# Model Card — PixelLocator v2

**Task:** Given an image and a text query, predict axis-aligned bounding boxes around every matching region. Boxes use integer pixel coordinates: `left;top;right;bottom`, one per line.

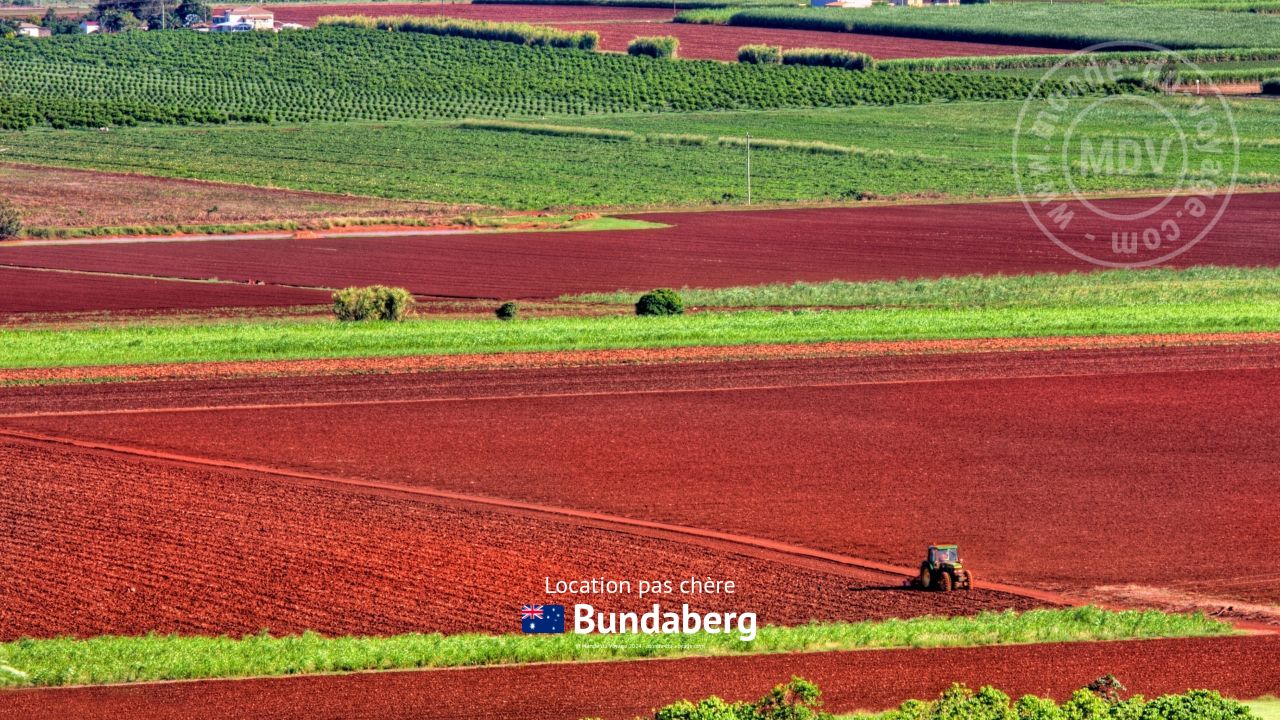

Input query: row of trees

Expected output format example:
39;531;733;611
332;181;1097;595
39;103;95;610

89;0;212;32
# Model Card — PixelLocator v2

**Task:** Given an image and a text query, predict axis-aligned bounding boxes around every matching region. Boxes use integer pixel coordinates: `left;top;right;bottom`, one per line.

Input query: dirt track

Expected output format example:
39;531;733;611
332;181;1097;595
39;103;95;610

2;195;1276;308
4;636;1278;720
4;343;1278;608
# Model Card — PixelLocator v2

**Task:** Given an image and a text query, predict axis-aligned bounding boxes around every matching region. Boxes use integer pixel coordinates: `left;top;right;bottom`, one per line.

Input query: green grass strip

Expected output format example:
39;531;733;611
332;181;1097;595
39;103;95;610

4;300;1280;369
0;608;1232;688
566;267;1280;309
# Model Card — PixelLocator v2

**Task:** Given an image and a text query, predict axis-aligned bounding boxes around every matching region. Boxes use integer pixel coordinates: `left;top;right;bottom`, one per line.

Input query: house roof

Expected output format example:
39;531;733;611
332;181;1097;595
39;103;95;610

17;21;39;28
226;6;273;15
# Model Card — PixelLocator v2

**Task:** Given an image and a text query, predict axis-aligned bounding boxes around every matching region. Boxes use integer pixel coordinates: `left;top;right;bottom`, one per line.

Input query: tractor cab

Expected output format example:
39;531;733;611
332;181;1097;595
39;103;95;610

910;543;972;592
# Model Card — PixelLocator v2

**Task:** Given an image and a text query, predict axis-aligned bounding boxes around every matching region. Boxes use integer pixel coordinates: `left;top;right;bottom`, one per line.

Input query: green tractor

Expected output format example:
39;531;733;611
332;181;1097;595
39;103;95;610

909;544;972;592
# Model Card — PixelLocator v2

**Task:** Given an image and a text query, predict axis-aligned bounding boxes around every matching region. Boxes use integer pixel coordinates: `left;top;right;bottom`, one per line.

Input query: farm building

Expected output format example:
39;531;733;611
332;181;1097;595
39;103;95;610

16;21;51;37
79;19;99;33
213;6;274;30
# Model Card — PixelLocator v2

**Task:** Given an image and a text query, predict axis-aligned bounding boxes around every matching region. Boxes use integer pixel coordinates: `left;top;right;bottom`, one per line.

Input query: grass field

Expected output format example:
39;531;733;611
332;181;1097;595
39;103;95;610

0;608;1230;688
702;5;1280;49
3;96;1276;209
567;267;1280;308
4;299;1279;368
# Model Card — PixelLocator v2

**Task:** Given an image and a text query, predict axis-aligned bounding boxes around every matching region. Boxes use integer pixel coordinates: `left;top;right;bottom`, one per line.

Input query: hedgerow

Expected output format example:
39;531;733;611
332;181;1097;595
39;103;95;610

317;14;599;50
628;35;679;58
781;48;875;71
0;29;1095;128
694;5;1280;49
738;44;781;64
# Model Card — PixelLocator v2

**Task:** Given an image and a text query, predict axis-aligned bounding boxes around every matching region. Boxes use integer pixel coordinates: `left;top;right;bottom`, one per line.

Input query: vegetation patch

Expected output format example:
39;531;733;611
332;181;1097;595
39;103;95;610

0;608;1230;688
628;35;681;59
738;43;782;64
567;267;1280;309
331;285;414;322
317;14;600;50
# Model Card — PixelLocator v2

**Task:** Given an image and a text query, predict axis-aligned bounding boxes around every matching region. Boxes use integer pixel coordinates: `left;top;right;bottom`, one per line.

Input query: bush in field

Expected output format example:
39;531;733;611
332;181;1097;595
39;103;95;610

0;199;22;240
737;44;781;64
781;48;874;71
636;288;684;316
654;677;830;720
495;301;519;320
1264;78;1280;94
628;35;680;59
332;285;414;321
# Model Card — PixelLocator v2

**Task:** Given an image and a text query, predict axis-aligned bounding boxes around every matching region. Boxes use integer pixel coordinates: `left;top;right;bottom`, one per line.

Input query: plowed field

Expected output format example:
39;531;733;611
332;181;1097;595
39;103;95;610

556;22;1060;60
4;344;1277;606
0;436;1037;641
2;195;1275;302
4;636;1278;720
0;267;330;314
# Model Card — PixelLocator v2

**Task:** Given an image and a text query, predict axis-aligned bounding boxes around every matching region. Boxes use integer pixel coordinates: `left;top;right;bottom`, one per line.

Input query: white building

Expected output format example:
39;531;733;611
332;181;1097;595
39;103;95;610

17;21;51;37
79;19;100;33
213;6;274;31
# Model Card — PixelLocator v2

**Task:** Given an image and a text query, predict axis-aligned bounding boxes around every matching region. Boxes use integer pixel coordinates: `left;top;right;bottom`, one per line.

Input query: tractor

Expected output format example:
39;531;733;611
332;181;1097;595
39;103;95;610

907;544;972;592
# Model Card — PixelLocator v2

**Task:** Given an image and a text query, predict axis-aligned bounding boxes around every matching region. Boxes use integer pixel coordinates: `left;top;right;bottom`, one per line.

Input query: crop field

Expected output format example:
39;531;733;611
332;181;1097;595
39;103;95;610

551;22;1061;60
0;163;452;232
266;2;676;24
4;344;1277;608
2;635;1278;719
4;96;1275;209
1;436;1045;641
705;5;1280;50
2;195;1278;309
0;28;1055;130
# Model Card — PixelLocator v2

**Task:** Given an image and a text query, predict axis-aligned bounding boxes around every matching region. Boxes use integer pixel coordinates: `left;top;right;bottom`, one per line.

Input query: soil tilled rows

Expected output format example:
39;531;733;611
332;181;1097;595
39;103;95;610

3;195;1278;305
4;636;1279;720
0;437;1037;641
264;2;675;25
6;349;1275;607
554;22;1059;60
0;267;330;314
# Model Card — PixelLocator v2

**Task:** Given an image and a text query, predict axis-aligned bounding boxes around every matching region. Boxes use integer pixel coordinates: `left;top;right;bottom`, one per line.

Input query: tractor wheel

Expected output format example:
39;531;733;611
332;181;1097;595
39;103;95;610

938;571;953;593
958;570;972;590
918;563;932;590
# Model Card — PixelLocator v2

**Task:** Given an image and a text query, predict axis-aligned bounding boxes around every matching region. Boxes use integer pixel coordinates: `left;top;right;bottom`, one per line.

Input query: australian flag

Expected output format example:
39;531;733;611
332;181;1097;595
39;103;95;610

521;604;565;634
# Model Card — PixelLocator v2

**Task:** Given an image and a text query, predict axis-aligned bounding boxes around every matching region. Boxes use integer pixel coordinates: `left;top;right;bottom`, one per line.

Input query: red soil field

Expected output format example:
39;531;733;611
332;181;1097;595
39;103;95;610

4;636;1278;720
0;436;1038;641
556;22;1060;60
264;2;675;25
5;345;1278;607
0;267;329;314
2;194;1276;303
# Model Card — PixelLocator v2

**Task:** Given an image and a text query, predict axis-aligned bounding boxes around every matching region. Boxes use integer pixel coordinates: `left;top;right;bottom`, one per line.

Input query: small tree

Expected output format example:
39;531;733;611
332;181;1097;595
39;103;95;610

628;35;679;59
635;288;684;316
1263;78;1280;95
332;285;414;321
495;301;518;321
99;9;142;32
0;200;22;240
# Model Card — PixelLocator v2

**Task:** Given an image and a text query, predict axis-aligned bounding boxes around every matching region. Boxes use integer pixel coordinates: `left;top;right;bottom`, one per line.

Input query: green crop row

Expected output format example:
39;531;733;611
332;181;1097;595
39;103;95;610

685;5;1280;50
0;28;1082;129
0;608;1231;688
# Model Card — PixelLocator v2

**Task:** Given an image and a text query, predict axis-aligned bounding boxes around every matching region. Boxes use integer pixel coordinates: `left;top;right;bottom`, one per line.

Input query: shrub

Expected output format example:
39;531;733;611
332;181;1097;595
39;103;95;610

332;285;414;321
628;35;680;59
319;14;599;50
1263;78;1280;94
495;301;519;320
781;47;874;71
636;288;684;316
737;44;781;64
0;199;22;240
